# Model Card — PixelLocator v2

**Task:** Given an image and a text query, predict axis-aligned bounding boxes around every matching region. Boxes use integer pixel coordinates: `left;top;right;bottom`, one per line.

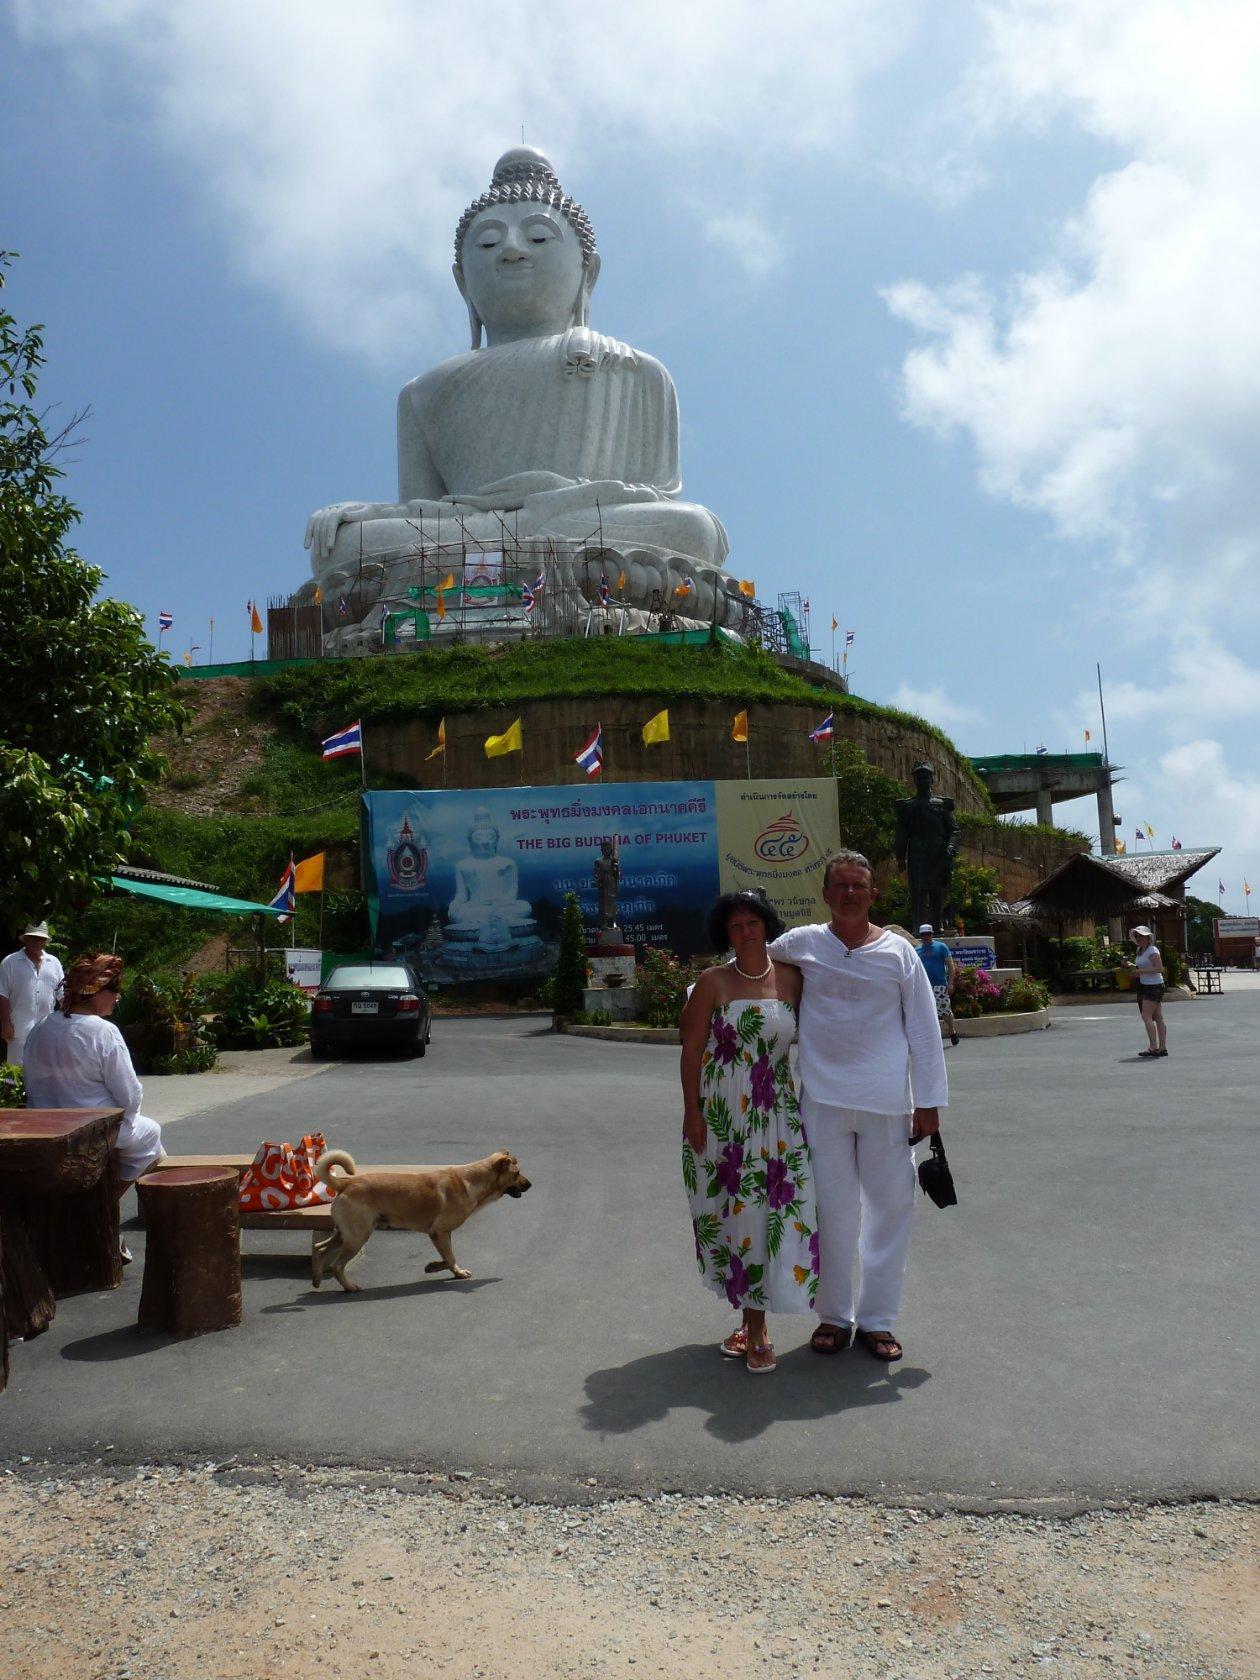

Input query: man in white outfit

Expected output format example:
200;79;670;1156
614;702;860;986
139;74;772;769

770;850;948;1361
0;924;65;1068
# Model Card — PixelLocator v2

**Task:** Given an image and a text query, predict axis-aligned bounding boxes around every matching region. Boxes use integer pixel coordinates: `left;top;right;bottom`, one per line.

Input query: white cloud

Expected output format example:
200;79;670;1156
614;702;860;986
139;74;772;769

1079;640;1260;730
1158;738;1260;866
889;683;980;731
12;0;915;359
884;0;1260;627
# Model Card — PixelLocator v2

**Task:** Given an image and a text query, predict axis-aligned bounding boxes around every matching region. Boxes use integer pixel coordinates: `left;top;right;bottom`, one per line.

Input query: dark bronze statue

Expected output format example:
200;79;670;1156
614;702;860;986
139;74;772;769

593;837;621;934
894;762;959;932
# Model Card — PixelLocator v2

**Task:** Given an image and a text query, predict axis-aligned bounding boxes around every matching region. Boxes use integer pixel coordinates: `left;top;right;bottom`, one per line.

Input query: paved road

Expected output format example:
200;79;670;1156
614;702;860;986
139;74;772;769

3;996;1254;1507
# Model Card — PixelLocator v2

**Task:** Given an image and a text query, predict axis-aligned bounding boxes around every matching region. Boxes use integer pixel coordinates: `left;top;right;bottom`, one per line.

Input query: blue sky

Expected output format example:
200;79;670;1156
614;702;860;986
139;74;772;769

4;1;1258;910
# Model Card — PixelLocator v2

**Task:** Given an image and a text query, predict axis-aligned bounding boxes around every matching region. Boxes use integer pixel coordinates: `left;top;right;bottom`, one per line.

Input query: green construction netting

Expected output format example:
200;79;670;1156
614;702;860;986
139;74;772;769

100;876;285;916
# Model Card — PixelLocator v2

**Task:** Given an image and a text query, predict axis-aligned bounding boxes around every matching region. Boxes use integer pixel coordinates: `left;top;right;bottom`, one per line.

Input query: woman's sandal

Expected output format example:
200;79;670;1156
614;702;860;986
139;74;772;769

746;1341;777;1374
855;1328;903;1362
720;1326;749;1359
809;1324;853;1356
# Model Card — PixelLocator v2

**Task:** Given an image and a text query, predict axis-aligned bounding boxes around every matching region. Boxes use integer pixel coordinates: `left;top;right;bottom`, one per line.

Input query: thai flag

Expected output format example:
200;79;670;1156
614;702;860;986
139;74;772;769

598;574;610;606
521;580;537;614
533;570;546;594
1171;837;1182;850
268;857;297;921
157;610;173;632
321;720;363;760
1035;744;1048;756
808;713;834;743
845;630;855;646
337;596;348;618
575;724;603;778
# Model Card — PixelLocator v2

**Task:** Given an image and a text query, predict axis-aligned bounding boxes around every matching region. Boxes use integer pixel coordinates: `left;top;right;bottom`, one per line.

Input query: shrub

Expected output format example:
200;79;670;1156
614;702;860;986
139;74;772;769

950;965;1003;1017
209;968;308;1048
0;1062;25;1106
585;1008;614;1027
551;893;588;1019
637;946;691;1028
1000;974;1051;1013
113;974;219;1074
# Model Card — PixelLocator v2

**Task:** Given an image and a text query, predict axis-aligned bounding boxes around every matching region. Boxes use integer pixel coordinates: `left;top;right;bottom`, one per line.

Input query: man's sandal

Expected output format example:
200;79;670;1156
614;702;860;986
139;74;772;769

855;1329;903;1362
720;1326;749;1358
746;1341;777;1374
809;1324;853;1356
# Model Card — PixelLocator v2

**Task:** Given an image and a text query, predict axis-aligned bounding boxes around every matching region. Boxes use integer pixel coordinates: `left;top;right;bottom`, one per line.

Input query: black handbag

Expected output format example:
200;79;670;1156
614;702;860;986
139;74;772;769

916;1132;958;1208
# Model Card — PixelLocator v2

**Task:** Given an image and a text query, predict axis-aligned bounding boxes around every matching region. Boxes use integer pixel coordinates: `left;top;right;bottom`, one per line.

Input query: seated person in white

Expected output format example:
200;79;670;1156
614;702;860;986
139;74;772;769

22;953;165;1197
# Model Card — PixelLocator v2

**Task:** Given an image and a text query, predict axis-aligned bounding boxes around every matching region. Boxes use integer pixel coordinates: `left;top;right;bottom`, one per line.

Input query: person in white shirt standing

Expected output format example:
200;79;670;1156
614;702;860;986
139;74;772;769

769;850;949;1363
0;923;65;1068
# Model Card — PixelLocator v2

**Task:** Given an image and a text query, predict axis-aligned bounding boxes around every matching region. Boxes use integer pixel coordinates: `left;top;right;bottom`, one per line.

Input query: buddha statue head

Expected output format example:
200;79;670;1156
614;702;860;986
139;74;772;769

454;148;601;349
467;805;501;858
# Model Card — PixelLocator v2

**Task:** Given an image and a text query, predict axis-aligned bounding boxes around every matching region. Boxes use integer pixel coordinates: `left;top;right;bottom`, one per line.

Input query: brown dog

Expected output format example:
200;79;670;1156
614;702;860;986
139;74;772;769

311;1149;531;1293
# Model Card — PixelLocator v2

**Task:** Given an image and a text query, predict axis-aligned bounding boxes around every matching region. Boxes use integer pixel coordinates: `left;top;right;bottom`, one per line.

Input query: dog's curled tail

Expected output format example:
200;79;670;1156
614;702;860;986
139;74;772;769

314;1148;357;1190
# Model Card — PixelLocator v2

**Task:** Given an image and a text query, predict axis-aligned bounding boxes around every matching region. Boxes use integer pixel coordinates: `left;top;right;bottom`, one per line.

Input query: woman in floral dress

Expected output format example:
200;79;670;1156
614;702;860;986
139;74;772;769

679;891;819;1373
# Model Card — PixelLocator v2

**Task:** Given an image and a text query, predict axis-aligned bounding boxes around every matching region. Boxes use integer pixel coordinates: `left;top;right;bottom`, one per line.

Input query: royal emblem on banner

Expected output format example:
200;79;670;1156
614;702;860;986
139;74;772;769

387;815;429;892
753;811;810;864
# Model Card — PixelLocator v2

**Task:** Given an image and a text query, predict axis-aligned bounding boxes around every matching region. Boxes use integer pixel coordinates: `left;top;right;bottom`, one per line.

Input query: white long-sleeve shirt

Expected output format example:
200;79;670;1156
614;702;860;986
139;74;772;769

21;1011;144;1123
769;924;949;1115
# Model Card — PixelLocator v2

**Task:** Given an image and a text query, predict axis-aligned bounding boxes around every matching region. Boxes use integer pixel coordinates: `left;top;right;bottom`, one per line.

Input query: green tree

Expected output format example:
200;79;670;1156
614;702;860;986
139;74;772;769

0;254;186;936
824;738;902;864
949;861;1001;931
551;892;588;1019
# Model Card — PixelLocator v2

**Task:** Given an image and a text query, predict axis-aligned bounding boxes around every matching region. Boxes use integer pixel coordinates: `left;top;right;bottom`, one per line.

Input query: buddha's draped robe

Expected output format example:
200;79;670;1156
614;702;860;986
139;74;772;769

413;333;682;500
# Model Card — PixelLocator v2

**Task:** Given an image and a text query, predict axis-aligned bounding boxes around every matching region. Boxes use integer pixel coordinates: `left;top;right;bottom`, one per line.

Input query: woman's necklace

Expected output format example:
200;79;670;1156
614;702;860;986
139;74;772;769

731;955;773;981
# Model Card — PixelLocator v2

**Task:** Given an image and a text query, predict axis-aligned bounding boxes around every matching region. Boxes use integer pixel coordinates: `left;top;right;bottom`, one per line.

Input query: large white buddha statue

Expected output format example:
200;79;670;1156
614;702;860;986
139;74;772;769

303;148;739;648
446;806;538;949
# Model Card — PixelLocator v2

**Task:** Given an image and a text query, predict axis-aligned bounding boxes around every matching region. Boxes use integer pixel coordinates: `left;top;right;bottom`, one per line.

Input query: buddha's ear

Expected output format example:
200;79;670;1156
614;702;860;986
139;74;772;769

573;254;601;327
453;263;483;350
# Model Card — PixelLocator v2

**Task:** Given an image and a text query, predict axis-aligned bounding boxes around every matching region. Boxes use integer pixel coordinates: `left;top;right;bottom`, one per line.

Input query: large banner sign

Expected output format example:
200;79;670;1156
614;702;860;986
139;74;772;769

363;778;839;984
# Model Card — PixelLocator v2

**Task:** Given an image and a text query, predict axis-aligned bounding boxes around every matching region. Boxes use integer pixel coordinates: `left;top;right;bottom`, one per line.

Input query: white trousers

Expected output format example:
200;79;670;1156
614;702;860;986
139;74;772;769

802;1095;917;1334
117;1114;164;1182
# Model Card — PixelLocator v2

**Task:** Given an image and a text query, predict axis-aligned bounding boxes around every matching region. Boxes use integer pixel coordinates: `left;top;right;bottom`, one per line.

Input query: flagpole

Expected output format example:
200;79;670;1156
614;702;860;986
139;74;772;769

209;617;214;665
1096;662;1111;766
359;720;367;791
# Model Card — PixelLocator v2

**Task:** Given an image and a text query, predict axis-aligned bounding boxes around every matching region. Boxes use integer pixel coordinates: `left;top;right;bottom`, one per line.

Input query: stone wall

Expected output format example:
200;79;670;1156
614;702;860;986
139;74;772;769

957;821;1085;903
365;695;989;815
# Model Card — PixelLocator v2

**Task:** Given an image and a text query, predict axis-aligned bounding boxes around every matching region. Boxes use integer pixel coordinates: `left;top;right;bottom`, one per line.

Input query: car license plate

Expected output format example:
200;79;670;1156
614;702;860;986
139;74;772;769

351;1001;378;1015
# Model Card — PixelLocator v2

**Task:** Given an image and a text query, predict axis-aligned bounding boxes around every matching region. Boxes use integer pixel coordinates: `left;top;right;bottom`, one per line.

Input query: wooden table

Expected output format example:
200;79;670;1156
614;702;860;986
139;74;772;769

0;1108;123;1342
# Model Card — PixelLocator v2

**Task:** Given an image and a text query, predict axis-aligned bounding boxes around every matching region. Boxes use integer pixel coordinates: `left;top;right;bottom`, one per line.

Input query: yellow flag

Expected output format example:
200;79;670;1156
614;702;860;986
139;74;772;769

182;651;192;666
1145;823;1155;839
1084;728;1091;742
313;586;323;605
426;718;446;760
732;710;749;743
1114;838;1127;854
831;616;839;632
294;852;325;894
616;570;627;591
250;602;263;634
485;718;523;758
642;708;670;745
737;579;756;598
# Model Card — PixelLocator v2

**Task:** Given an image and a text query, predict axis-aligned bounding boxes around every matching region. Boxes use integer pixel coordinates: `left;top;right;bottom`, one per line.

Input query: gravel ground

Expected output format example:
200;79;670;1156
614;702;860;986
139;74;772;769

1;1464;1253;1679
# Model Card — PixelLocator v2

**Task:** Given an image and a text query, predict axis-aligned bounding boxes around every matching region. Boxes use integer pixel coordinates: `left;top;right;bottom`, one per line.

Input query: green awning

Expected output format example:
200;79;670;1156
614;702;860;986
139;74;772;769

100;876;285;916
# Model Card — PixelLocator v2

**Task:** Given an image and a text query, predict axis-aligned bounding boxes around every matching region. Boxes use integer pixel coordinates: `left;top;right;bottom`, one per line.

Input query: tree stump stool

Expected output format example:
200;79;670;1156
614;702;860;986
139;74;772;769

136;1167;242;1337
0;1108;123;1340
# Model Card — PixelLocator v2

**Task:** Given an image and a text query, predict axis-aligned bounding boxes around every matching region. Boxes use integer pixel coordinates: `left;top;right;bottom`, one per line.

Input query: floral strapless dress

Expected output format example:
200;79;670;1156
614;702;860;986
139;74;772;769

683;998;818;1314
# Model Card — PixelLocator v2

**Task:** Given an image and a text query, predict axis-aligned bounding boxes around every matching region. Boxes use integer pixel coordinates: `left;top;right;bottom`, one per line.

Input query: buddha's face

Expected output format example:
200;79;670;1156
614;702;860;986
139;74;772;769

460;202;586;336
469;820;499;857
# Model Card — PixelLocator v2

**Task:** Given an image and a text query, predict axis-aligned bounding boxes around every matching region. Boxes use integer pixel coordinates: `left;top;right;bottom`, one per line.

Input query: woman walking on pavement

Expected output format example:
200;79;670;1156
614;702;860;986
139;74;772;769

1130;925;1168;1058
680;891;819;1375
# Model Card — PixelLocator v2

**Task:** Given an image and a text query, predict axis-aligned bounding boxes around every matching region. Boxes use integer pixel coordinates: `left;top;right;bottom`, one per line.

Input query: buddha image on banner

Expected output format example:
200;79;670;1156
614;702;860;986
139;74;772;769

714;779;842;929
364;783;720;984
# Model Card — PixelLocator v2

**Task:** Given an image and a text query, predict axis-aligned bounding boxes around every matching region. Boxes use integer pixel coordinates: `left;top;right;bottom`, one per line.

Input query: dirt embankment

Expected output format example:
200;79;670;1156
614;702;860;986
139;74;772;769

155;679;273;819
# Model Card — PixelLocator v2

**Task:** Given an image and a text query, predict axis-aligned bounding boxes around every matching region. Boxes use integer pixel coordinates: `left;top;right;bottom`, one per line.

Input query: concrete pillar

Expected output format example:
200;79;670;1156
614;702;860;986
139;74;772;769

1035;784;1054;827
1096;775;1117;856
